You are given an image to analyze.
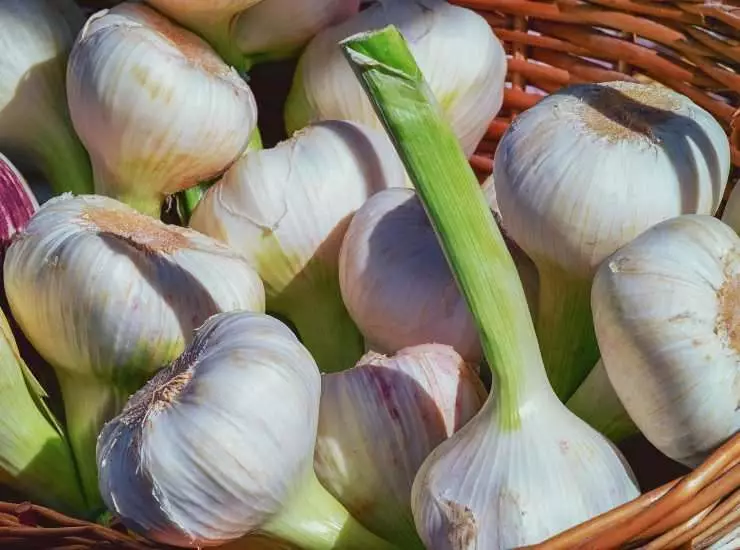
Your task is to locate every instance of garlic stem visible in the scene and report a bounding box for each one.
[566,359,638,443]
[264,470,398,550]
[341,26,550,429]
[536,261,598,400]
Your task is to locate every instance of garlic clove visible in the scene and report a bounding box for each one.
[592,214,740,467]
[190,119,407,373]
[66,2,258,218]
[97,311,398,549]
[143,0,266,70]
[339,187,482,362]
[4,193,265,506]
[0,306,88,517]
[0,0,94,196]
[315,344,486,547]
[411,393,640,549]
[284,0,507,158]
[232,0,360,69]
[565,358,638,443]
[493,80,731,401]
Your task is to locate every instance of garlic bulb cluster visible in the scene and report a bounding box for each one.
[97,311,396,549]
[143,0,265,70]
[67,2,258,218]
[232,0,360,69]
[0,0,93,196]
[493,80,731,401]
[315,344,486,547]
[592,214,740,467]
[0,307,87,517]
[4,193,265,505]
[284,0,507,157]
[339,188,482,362]
[191,120,407,373]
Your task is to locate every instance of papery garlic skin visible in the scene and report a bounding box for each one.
[285,0,506,157]
[0,0,93,196]
[233,0,359,69]
[0,307,87,517]
[98,311,395,550]
[493,80,731,400]
[4,193,265,505]
[0,153,38,245]
[67,3,257,218]
[411,393,640,549]
[191,120,407,373]
[592,214,740,467]
[98,312,321,546]
[316,344,486,547]
[339,188,481,362]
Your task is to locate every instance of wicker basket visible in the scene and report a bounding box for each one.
[1,0,738,548]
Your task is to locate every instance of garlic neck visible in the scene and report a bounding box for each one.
[263,469,399,550]
[91,161,163,219]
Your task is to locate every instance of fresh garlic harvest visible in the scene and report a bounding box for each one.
[339,188,482,362]
[98,312,397,550]
[190,120,407,373]
[566,359,638,443]
[315,344,486,548]
[4,194,265,506]
[67,3,258,218]
[284,0,506,157]
[232,0,359,69]
[143,0,265,71]
[592,214,740,467]
[0,307,87,517]
[0,0,93,196]
[339,27,640,549]
[493,80,731,401]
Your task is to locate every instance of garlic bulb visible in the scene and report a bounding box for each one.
[190,120,407,373]
[67,3,258,218]
[232,0,360,70]
[592,214,740,467]
[565,359,638,443]
[284,0,506,157]
[493,80,731,401]
[339,188,482,362]
[0,153,38,246]
[97,311,397,550]
[315,344,486,547]
[0,0,93,196]
[721,179,740,232]
[340,27,639,549]
[4,193,265,506]
[143,0,265,70]
[0,307,87,517]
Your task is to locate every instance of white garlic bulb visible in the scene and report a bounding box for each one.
[339,188,482,362]
[143,0,266,70]
[592,214,740,467]
[67,3,258,218]
[284,0,507,157]
[4,193,265,505]
[98,311,398,549]
[493,80,731,401]
[232,0,360,69]
[315,344,486,547]
[190,120,407,373]
[0,0,93,196]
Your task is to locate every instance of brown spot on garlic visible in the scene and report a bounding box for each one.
[80,205,189,255]
[579,82,681,144]
[716,271,740,353]
[440,499,478,549]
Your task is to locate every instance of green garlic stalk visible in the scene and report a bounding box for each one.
[340,26,638,548]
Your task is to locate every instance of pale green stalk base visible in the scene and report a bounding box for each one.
[271,281,365,374]
[340,27,551,431]
[57,373,130,514]
[566,360,638,443]
[284,57,314,136]
[535,261,600,402]
[263,471,399,550]
[92,161,162,218]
